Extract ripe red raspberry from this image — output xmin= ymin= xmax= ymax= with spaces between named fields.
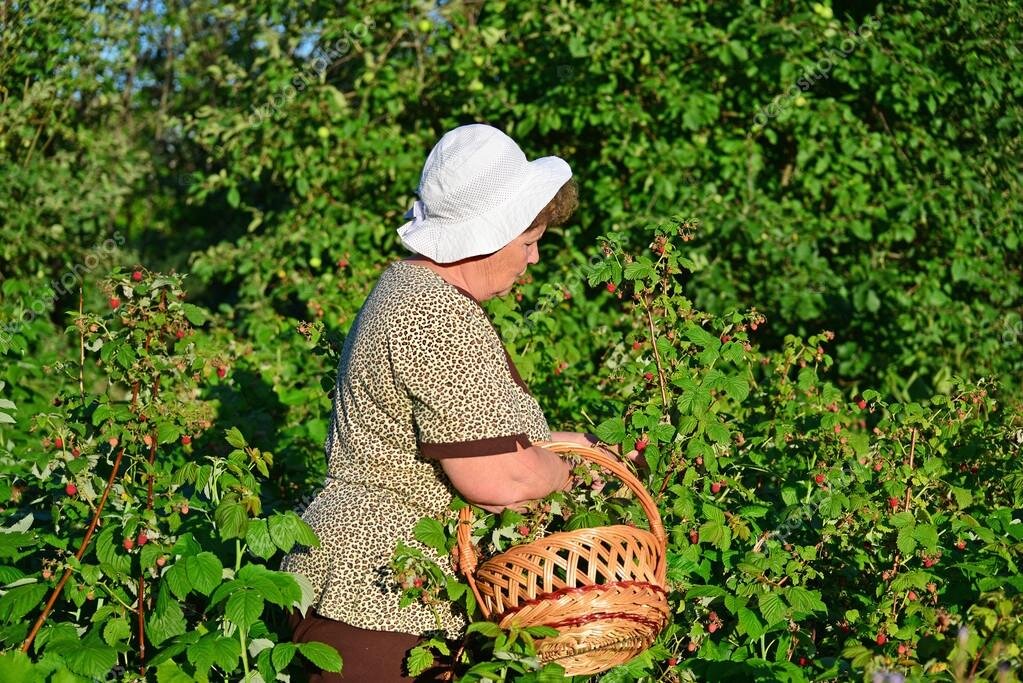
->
xmin=707 ymin=622 xmax=718 ymax=633
xmin=857 ymin=399 xmax=868 ymax=410
xmin=667 ymin=657 xmax=678 ymax=666
xmin=65 ymin=483 xmax=77 ymax=496
xmin=644 ymin=372 xmax=654 ymax=382
xmin=132 ymin=270 xmax=143 ymax=282
xmin=176 ymin=329 xmax=185 ymax=339
xmin=137 ymin=532 xmax=148 ymax=546
xmin=337 ymin=258 xmax=349 ymax=268
xmin=833 ymin=424 xmax=842 ymax=434
xmin=123 ymin=537 xmax=135 ymax=551
xmin=42 ymin=569 xmax=53 ymax=580
xmin=635 ymin=437 xmax=648 ymax=452
xmin=689 ymin=530 xmax=699 ymax=544
xmin=720 ymin=334 xmax=731 ymax=343
xmin=750 ymin=322 xmax=758 ymax=331
xmin=109 ymin=297 xmax=121 ymax=310
xmin=907 ymin=591 xmax=917 ymax=601
xmin=217 ymin=366 xmax=227 ymax=378
xmin=632 ymin=341 xmax=642 ymax=351
xmin=897 ymin=644 xmax=908 ymax=655
xmin=181 ymin=435 xmax=192 ymax=446
xmin=695 ymin=456 xmax=703 ymax=466
xmin=516 ymin=525 xmax=530 ymax=536
xmin=180 ymin=504 xmax=190 ymax=515
xmin=606 ymin=282 xmax=616 ymax=293
xmin=412 ymin=577 xmax=424 ymax=588
xmin=798 ymin=656 xmax=809 ymax=666
xmin=156 ymin=556 xmax=167 ymax=567
xmin=876 ymin=633 xmax=887 ymax=646
xmin=686 ymin=641 xmax=698 ymax=652
xmin=874 ymin=461 xmax=883 ymax=472
xmin=71 ymin=447 xmax=80 ymax=458
xmin=711 ymin=481 xmax=723 ymax=494
xmin=814 ymin=473 xmax=826 ymax=484
xmin=955 ymin=539 xmax=966 ymax=550
xmin=888 ymin=497 xmax=900 ymax=510
xmin=54 ymin=437 xmax=64 ymax=449
xmin=108 ymin=437 xmax=119 ymax=448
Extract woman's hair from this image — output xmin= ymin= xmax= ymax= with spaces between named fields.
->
xmin=527 ymin=177 xmax=579 ymax=231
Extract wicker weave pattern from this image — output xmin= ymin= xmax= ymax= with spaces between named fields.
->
xmin=457 ymin=442 xmax=670 ymax=676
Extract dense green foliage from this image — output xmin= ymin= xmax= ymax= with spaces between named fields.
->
xmin=1 ymin=0 xmax=1021 ymax=680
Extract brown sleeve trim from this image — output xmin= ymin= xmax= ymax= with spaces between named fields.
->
xmin=420 ymin=433 xmax=531 ymax=459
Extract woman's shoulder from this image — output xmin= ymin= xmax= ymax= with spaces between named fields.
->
xmin=367 ymin=260 xmax=481 ymax=328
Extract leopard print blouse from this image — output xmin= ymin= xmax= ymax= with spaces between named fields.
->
xmin=281 ymin=259 xmax=551 ymax=637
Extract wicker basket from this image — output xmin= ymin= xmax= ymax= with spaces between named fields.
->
xmin=456 ymin=441 xmax=669 ymax=677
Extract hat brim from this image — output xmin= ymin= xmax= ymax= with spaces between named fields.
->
xmin=397 ymin=156 xmax=572 ymax=263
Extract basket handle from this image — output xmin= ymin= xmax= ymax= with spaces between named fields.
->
xmin=456 ymin=441 xmax=667 ymax=618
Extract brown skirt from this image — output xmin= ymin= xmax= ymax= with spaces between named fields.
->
xmin=288 ymin=608 xmax=454 ymax=682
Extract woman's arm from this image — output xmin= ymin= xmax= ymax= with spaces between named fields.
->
xmin=438 ymin=441 xmax=572 ymax=513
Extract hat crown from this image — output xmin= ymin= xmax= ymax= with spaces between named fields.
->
xmin=418 ymin=125 xmax=529 ymax=223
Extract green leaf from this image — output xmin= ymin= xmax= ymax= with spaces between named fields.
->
xmin=148 ymin=601 xmax=187 ymax=646
xmin=406 ymin=645 xmax=435 ymax=677
xmin=758 ymin=591 xmax=787 ymax=626
xmin=269 ymin=511 xmax=319 ymax=553
xmin=214 ymin=501 xmax=250 ymax=540
xmin=298 ymin=642 xmax=343 ymax=673
xmin=163 ymin=563 xmax=192 ymax=600
xmin=593 ymin=416 xmax=626 ymax=446
xmin=684 ymin=322 xmax=721 ymax=351
xmin=720 ymin=374 xmax=750 ymax=402
xmin=897 ymin=527 xmax=918 ymax=556
xmin=246 ymin=519 xmax=277 ymax=560
xmin=225 ymin=427 xmax=247 ymax=449
xmin=181 ymin=303 xmax=208 ymax=326
xmin=49 ymin=632 xmax=117 ymax=679
xmin=0 ymin=583 xmax=47 ymax=622
xmin=271 ymin=642 xmax=297 ymax=671
xmin=102 ymin=617 xmax=131 ymax=646
xmin=412 ymin=517 xmax=447 ymax=554
xmin=737 ymin=607 xmax=765 ymax=639
xmin=225 ymin=590 xmax=264 ymax=630
xmin=184 ymin=552 xmax=223 ymax=595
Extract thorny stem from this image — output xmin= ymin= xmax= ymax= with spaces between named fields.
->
xmin=639 ymin=293 xmax=670 ymax=412
xmin=904 ymin=428 xmax=917 ymax=510
xmin=22 ymin=447 xmax=127 ymax=653
xmin=78 ymin=288 xmax=85 ymax=397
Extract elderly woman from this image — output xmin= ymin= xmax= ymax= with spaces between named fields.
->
xmin=281 ymin=124 xmax=613 ymax=682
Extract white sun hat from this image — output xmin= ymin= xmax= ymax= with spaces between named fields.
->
xmin=397 ymin=124 xmax=572 ymax=263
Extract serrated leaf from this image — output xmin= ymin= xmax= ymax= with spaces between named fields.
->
xmin=593 ymin=416 xmax=626 ymax=446
xmin=298 ymin=642 xmax=342 ymax=673
xmin=214 ymin=501 xmax=249 ymax=540
xmin=184 ymin=552 xmax=223 ymax=595
xmin=406 ymin=645 xmax=435 ymax=677
xmin=102 ymin=617 xmax=131 ymax=645
xmin=225 ymin=427 xmax=247 ymax=449
xmin=0 ymin=583 xmax=47 ymax=622
xmin=738 ymin=607 xmax=765 ymax=638
xmin=245 ymin=519 xmax=277 ymax=560
xmin=271 ymin=642 xmax=297 ymax=671
xmin=897 ymin=527 xmax=918 ymax=556
xmin=412 ymin=517 xmax=447 ymax=554
xmin=163 ymin=563 xmax=192 ymax=600
xmin=758 ymin=591 xmax=787 ymax=626
xmin=147 ymin=601 xmax=187 ymax=646
xmin=225 ymin=590 xmax=263 ymax=630
xmin=182 ymin=303 xmax=208 ymax=326
xmin=49 ymin=632 xmax=117 ymax=678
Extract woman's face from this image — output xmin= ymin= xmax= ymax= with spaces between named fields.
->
xmin=477 ymin=223 xmax=546 ymax=299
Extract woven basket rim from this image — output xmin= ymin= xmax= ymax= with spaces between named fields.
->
xmin=473 ymin=523 xmax=661 ymax=569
